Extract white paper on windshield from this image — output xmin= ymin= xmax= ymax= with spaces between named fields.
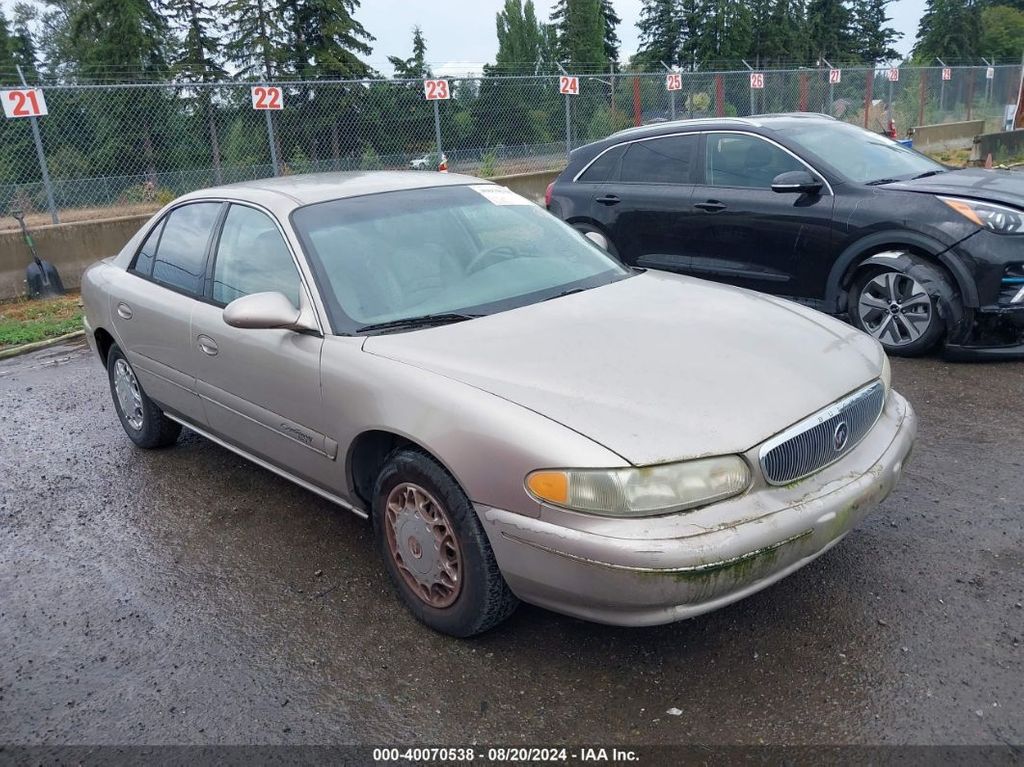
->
xmin=470 ymin=185 xmax=532 ymax=206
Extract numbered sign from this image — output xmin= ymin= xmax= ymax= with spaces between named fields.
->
xmin=829 ymin=69 xmax=842 ymax=85
xmin=887 ymin=68 xmax=900 ymax=83
xmin=942 ymin=68 xmax=952 ymax=81
xmin=750 ymin=72 xmax=765 ymax=90
xmin=559 ymin=75 xmax=579 ymax=95
xmin=665 ymin=73 xmax=682 ymax=92
xmin=2 ymin=88 xmax=48 ymax=119
xmin=423 ymin=79 xmax=450 ymax=100
xmin=251 ymin=85 xmax=283 ymax=110
xmin=986 ymin=67 xmax=995 ymax=80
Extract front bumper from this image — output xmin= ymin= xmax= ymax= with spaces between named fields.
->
xmin=477 ymin=391 xmax=916 ymax=627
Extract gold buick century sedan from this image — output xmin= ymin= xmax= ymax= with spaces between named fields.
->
xmin=81 ymin=172 xmax=917 ymax=636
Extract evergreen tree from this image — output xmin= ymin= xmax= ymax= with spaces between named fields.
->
xmin=0 ymin=13 xmax=17 ymax=81
xmin=7 ymin=5 xmax=38 ymax=81
xmin=600 ymin=0 xmax=622 ymax=63
xmin=980 ymin=5 xmax=1024 ymax=60
xmin=700 ymin=0 xmax=752 ymax=67
xmin=914 ymin=0 xmax=982 ymax=61
xmin=806 ymin=0 xmax=855 ymax=62
xmin=636 ymin=0 xmax=681 ymax=68
xmin=280 ymin=0 xmax=374 ymax=79
xmin=550 ymin=0 xmax=607 ymax=70
xmin=224 ymin=0 xmax=288 ymax=80
xmin=387 ymin=25 xmax=429 ymax=78
xmin=492 ymin=0 xmax=549 ymax=73
xmin=851 ymin=0 xmax=901 ymax=62
xmin=166 ymin=0 xmax=224 ymax=81
xmin=69 ymin=0 xmax=167 ymax=82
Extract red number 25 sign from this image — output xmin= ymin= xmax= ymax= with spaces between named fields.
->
xmin=2 ymin=88 xmax=48 ymax=119
xmin=251 ymin=85 xmax=283 ymax=110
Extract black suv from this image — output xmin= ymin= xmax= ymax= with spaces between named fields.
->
xmin=547 ymin=115 xmax=1024 ymax=358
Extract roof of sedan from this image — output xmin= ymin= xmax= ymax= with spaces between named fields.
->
xmin=178 ymin=170 xmax=483 ymax=207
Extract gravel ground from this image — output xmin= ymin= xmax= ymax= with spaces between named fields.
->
xmin=0 ymin=340 xmax=1021 ymax=746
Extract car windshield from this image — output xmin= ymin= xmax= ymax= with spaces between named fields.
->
xmin=774 ymin=121 xmax=945 ymax=184
xmin=291 ymin=184 xmax=631 ymax=334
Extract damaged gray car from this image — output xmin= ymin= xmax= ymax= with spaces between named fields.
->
xmin=81 ymin=172 xmax=917 ymax=636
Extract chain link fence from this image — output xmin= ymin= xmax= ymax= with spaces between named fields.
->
xmin=1 ymin=64 xmax=1020 ymax=227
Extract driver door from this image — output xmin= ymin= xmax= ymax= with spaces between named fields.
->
xmin=189 ymin=203 xmax=336 ymax=485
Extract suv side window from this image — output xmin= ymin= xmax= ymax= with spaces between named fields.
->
xmin=151 ymin=202 xmax=222 ymax=296
xmin=620 ymin=135 xmax=698 ymax=184
xmin=211 ymin=204 xmax=300 ymax=307
xmin=704 ymin=134 xmax=805 ymax=189
xmin=578 ymin=144 xmax=625 ymax=182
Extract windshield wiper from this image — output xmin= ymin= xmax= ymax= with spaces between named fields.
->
xmin=357 ymin=312 xmax=481 ymax=333
xmin=912 ymin=169 xmax=948 ymax=179
xmin=865 ymin=177 xmax=902 ymax=186
xmin=543 ymin=287 xmax=586 ymax=302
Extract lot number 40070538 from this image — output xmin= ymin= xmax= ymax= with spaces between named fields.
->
xmin=2 ymin=88 xmax=48 ymax=119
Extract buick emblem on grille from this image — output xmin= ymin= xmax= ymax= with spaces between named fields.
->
xmin=833 ymin=421 xmax=850 ymax=452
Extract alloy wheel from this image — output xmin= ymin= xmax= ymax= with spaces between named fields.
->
xmin=857 ymin=271 xmax=933 ymax=347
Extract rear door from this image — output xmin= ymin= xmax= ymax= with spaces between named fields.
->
xmin=109 ymin=201 xmax=222 ymax=423
xmin=189 ymin=203 xmax=334 ymax=485
xmin=686 ymin=132 xmax=834 ymax=298
xmin=590 ymin=133 xmax=700 ymax=271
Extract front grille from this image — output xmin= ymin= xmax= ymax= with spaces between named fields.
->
xmin=760 ymin=381 xmax=886 ymax=486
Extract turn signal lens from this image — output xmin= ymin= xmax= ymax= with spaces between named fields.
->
xmin=526 ymin=457 xmax=751 ymax=517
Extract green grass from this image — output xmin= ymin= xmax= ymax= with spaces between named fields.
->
xmin=0 ymin=294 xmax=83 ymax=350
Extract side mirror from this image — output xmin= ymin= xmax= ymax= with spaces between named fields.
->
xmin=771 ymin=170 xmax=823 ymax=195
xmin=223 ymin=291 xmax=304 ymax=330
xmin=584 ymin=230 xmax=609 ymax=250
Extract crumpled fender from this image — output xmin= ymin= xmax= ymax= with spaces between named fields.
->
xmin=856 ymin=251 xmax=970 ymax=344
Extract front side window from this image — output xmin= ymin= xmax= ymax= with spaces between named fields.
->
xmin=620 ymin=135 xmax=698 ymax=184
xmin=704 ymin=134 xmax=805 ymax=189
xmin=212 ymin=205 xmax=300 ymax=307
xmin=151 ymin=202 xmax=222 ymax=296
xmin=292 ymin=185 xmax=631 ymax=334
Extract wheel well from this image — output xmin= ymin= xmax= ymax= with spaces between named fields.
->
xmin=840 ymin=246 xmax=955 ymax=311
xmin=93 ymin=327 xmax=115 ymax=364
xmin=346 ymin=430 xmax=419 ymax=508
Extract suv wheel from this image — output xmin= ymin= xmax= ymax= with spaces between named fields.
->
xmin=849 ymin=254 xmax=952 ymax=356
xmin=371 ymin=448 xmax=518 ymax=637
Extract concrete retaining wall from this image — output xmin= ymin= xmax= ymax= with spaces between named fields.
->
xmin=0 ymin=169 xmax=563 ymax=300
xmin=911 ymin=120 xmax=986 ymax=152
xmin=970 ymin=129 xmax=1024 ymax=164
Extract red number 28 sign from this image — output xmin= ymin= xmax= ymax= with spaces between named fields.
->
xmin=251 ymin=85 xmax=283 ymax=110
xmin=2 ymin=88 xmax=48 ymax=119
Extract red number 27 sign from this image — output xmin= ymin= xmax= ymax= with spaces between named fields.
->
xmin=2 ymin=88 xmax=48 ymax=119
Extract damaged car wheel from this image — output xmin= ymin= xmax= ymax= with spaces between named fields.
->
xmin=850 ymin=253 xmax=953 ymax=356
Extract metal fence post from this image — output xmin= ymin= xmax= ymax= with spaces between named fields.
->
xmin=433 ymin=99 xmax=444 ymax=165
xmin=264 ymin=109 xmax=280 ymax=177
xmin=564 ymin=93 xmax=571 ymax=159
xmin=864 ymin=68 xmax=874 ymax=128
xmin=16 ymin=65 xmax=58 ymax=225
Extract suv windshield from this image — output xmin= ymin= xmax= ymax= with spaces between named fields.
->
xmin=774 ymin=121 xmax=945 ymax=184
xmin=292 ymin=185 xmax=631 ymax=334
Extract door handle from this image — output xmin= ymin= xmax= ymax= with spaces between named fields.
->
xmin=197 ymin=334 xmax=219 ymax=356
xmin=694 ymin=200 xmax=727 ymax=212
xmin=116 ymin=302 xmax=133 ymax=320
xmin=595 ymin=195 xmax=621 ymax=206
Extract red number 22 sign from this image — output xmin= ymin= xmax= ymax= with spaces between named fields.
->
xmin=251 ymin=86 xmax=283 ymax=110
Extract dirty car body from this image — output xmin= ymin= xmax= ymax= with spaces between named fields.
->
xmin=80 ymin=171 xmax=917 ymax=634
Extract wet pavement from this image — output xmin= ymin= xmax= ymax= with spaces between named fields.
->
xmin=0 ymin=339 xmax=1021 ymax=746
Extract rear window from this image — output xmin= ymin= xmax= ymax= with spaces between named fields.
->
xmin=620 ymin=135 xmax=698 ymax=184
xmin=577 ymin=144 xmax=625 ymax=182
xmin=151 ymin=203 xmax=222 ymax=296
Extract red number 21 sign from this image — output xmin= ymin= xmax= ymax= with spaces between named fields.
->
xmin=2 ymin=88 xmax=48 ymax=119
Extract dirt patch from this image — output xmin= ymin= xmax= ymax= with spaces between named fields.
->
xmin=0 ymin=292 xmax=82 ymax=349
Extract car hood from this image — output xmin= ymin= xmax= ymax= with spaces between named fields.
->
xmin=362 ymin=271 xmax=884 ymax=466
xmin=884 ymin=168 xmax=1024 ymax=208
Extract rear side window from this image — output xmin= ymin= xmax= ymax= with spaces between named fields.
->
xmin=131 ymin=219 xmax=164 ymax=277
xmin=620 ymin=135 xmax=698 ymax=184
xmin=578 ymin=144 xmax=625 ymax=182
xmin=151 ymin=203 xmax=222 ymax=296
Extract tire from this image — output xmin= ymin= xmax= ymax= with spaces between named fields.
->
xmin=371 ymin=448 xmax=518 ymax=637
xmin=849 ymin=254 xmax=952 ymax=357
xmin=572 ymin=223 xmax=619 ymax=258
xmin=106 ymin=344 xmax=182 ymax=449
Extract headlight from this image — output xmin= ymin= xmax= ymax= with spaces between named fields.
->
xmin=526 ymin=456 xmax=751 ymax=517
xmin=880 ymin=354 xmax=892 ymax=398
xmin=940 ymin=196 xmax=1024 ymax=235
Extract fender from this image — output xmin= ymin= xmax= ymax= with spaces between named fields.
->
xmin=823 ymin=230 xmax=979 ymax=313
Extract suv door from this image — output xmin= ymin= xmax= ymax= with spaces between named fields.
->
xmin=588 ymin=134 xmax=700 ymax=270
xmin=110 ymin=201 xmax=222 ymax=423
xmin=189 ymin=203 xmax=334 ymax=485
xmin=688 ymin=132 xmax=834 ymax=298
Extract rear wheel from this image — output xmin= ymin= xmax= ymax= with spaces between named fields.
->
xmin=371 ymin=448 xmax=518 ymax=637
xmin=849 ymin=255 xmax=951 ymax=356
xmin=106 ymin=345 xmax=181 ymax=448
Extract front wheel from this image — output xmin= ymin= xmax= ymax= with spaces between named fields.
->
xmin=849 ymin=256 xmax=951 ymax=356
xmin=371 ymin=448 xmax=518 ymax=637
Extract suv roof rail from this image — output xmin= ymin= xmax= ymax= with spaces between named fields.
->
xmin=609 ymin=116 xmax=760 ymax=139
xmin=751 ymin=112 xmax=837 ymax=121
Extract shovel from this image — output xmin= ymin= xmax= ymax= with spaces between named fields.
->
xmin=13 ymin=207 xmax=64 ymax=299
